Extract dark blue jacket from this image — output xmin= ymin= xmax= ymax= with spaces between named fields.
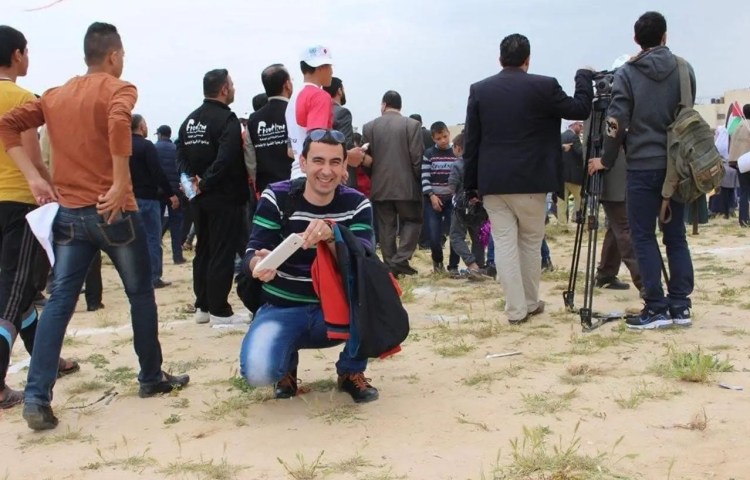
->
xmin=155 ymin=138 xmax=180 ymax=194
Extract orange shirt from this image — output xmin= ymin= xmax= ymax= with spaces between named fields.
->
xmin=0 ymin=72 xmax=137 ymax=209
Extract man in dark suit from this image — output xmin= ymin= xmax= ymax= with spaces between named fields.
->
xmin=362 ymin=91 xmax=424 ymax=275
xmin=559 ymin=121 xmax=584 ymax=225
xmin=464 ymin=33 xmax=593 ymax=324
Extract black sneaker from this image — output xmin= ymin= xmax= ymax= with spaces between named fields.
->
xmin=391 ymin=262 xmax=418 ymax=276
xmin=508 ymin=301 xmax=545 ymax=325
xmin=485 ymin=264 xmax=497 ymax=278
xmin=139 ymin=371 xmax=190 ymax=398
xmin=542 ymin=260 xmax=554 ymax=272
xmin=669 ymin=307 xmax=692 ymax=328
xmin=432 ymin=262 xmax=445 ymax=274
xmin=23 ymin=403 xmax=59 ymax=431
xmin=626 ymin=307 xmax=671 ymax=330
xmin=274 ymin=370 xmax=298 ymax=399
xmin=338 ymin=372 xmax=379 ymax=403
xmin=596 ymin=276 xmax=631 ymax=290
xmin=87 ymin=303 xmax=105 ymax=312
xmin=153 ymin=279 xmax=172 ymax=289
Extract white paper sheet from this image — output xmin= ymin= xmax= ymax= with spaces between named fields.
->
xmin=25 ymin=202 xmax=60 ymax=267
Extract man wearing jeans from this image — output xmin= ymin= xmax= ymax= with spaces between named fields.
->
xmin=589 ymin=11 xmax=695 ymax=329
xmin=464 ymin=33 xmax=592 ymax=324
xmin=240 ymin=129 xmax=378 ymax=403
xmin=130 ymin=114 xmax=178 ymax=288
xmin=0 ymin=22 xmax=189 ymax=430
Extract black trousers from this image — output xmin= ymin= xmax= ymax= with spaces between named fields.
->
xmin=597 ymin=201 xmax=642 ymax=290
xmin=0 ymin=202 xmax=41 ymax=390
xmin=192 ymin=198 xmax=244 ymax=317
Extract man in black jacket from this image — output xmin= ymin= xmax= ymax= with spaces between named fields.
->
xmin=246 ymin=64 xmax=294 ymax=193
xmin=154 ymin=124 xmax=185 ymax=264
xmin=324 ymin=77 xmax=358 ymax=187
xmin=464 ymin=33 xmax=593 ymax=325
xmin=589 ymin=12 xmax=695 ymax=330
xmin=559 ymin=121 xmax=584 ymax=225
xmin=130 ymin=115 xmax=178 ymax=289
xmin=178 ymin=69 xmax=249 ymax=326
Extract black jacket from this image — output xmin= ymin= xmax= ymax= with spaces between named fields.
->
xmin=464 ymin=68 xmax=593 ymax=195
xmin=247 ymin=98 xmax=292 ymax=193
xmin=177 ymin=99 xmax=247 ymax=205
xmin=561 ymin=128 xmax=584 ymax=185
xmin=129 ymin=134 xmax=174 ymax=201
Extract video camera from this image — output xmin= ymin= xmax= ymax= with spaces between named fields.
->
xmin=593 ymin=70 xmax=615 ymax=97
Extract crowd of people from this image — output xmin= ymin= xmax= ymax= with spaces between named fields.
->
xmin=0 ymin=10 xmax=743 ymax=432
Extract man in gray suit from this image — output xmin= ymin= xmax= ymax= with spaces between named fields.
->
xmin=362 ymin=91 xmax=424 ymax=276
xmin=324 ymin=77 xmax=357 ymax=187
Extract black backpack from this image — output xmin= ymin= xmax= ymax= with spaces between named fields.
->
xmin=236 ymin=178 xmax=306 ymax=314
xmin=335 ymin=225 xmax=410 ymax=359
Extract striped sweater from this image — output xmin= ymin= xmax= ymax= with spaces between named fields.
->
xmin=244 ymin=180 xmax=374 ymax=307
xmin=421 ymin=145 xmax=457 ymax=197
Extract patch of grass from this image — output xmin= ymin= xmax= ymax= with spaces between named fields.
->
xmin=559 ymin=364 xmax=604 ymax=385
xmin=306 ymin=379 xmax=337 ymax=391
xmin=569 ymin=331 xmax=640 ymax=355
xmin=718 ymin=287 xmax=739 ymax=298
xmin=311 ymin=404 xmax=363 ymax=425
xmin=278 ymin=451 xmax=325 ymax=480
xmin=358 ymin=469 xmax=407 ymax=480
xmin=163 ymin=414 xmax=181 ymax=425
xmin=615 ymin=381 xmax=682 ymax=409
xmin=456 ymin=412 xmax=490 ymax=431
xmin=434 ymin=340 xmax=475 ymax=358
xmin=101 ymin=366 xmax=136 ymax=385
xmin=67 ymin=380 xmax=107 ymax=395
xmin=159 ymin=457 xmax=247 ymax=479
xmin=542 ymin=268 xmax=570 ymax=282
xmin=169 ymin=398 xmax=190 ymax=409
xmin=95 ymin=312 xmax=119 ymax=328
xmin=21 ymin=427 xmax=95 ymax=448
xmin=82 ymin=448 xmax=157 ymax=472
xmin=485 ymin=423 xmax=628 ymax=480
xmin=84 ymin=353 xmax=109 ymax=369
xmin=324 ymin=454 xmax=373 ymax=475
xmin=217 ymin=328 xmax=246 ymax=337
xmin=739 ymin=302 xmax=750 ymax=310
xmin=652 ymin=345 xmax=733 ymax=383
xmin=228 ymin=375 xmax=254 ymax=393
xmin=521 ymin=390 xmax=577 ymax=415
xmin=694 ymin=264 xmax=741 ymax=276
xmin=63 ymin=334 xmax=89 ymax=347
xmin=164 ymin=357 xmax=212 ymax=374
xmin=202 ymin=389 xmax=273 ymax=421
xmin=722 ymin=328 xmax=748 ymax=337
xmin=398 ymin=277 xmax=416 ymax=303
xmin=462 ymin=364 xmax=523 ymax=388
xmin=707 ymin=344 xmax=734 ymax=352
xmin=433 ymin=300 xmax=462 ymax=312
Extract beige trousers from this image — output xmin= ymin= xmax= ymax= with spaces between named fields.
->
xmin=557 ymin=182 xmax=582 ymax=224
xmin=483 ymin=194 xmax=546 ymax=322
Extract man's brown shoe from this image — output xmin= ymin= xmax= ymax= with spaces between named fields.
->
xmin=275 ymin=370 xmax=298 ymax=399
xmin=338 ymin=372 xmax=379 ymax=403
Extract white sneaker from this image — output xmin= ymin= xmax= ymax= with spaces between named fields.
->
xmin=209 ymin=313 xmax=250 ymax=326
xmin=194 ymin=310 xmax=210 ymax=324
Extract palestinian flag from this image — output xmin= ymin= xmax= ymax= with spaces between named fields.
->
xmin=727 ymin=101 xmax=745 ymax=135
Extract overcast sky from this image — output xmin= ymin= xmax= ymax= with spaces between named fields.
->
xmin=5 ymin=0 xmax=750 ymax=133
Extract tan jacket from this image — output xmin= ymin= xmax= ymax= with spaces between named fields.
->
xmin=361 ymin=111 xmax=424 ymax=202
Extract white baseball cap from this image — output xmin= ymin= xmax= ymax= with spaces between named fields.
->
xmin=300 ymin=45 xmax=333 ymax=68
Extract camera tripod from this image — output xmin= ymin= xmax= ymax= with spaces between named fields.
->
xmin=562 ymin=72 xmax=633 ymax=331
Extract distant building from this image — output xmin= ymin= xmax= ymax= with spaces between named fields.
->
xmin=696 ymin=88 xmax=750 ymax=128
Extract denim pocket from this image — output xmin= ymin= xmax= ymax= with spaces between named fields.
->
xmin=96 ymin=214 xmax=136 ymax=247
xmin=53 ymin=221 xmax=75 ymax=246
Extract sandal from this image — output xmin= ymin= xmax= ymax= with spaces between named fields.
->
xmin=57 ymin=359 xmax=80 ymax=378
xmin=0 ymin=387 xmax=24 ymax=409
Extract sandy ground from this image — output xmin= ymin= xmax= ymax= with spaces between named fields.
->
xmin=2 ymin=216 xmax=749 ymax=480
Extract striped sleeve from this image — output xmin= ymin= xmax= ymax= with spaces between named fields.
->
xmin=242 ymin=188 xmax=283 ymax=276
xmin=421 ymin=154 xmax=433 ymax=195
xmin=345 ymin=197 xmax=375 ymax=251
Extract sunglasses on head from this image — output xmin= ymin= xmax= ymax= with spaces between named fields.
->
xmin=307 ymin=129 xmax=346 ymax=144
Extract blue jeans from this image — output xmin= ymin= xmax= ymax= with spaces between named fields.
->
xmin=240 ymin=304 xmax=367 ymax=386
xmin=137 ymin=199 xmax=163 ymax=283
xmin=626 ymin=169 xmax=693 ymax=312
xmin=424 ymin=196 xmax=459 ymax=268
xmin=161 ymin=199 xmax=185 ymax=261
xmin=25 ymin=207 xmax=163 ymax=407
xmin=541 ymin=236 xmax=551 ymax=263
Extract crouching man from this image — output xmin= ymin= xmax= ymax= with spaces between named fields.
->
xmin=239 ymin=129 xmax=378 ymax=403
